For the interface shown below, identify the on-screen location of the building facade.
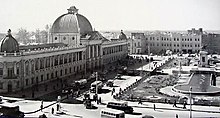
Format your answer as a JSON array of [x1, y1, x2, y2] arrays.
[[128, 33, 146, 54], [0, 6, 128, 93], [129, 31, 202, 54]]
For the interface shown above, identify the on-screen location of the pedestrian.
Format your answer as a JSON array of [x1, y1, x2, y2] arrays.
[[99, 97, 102, 104], [176, 114, 178, 118], [51, 107, 54, 114], [168, 99, 170, 104], [111, 90, 114, 96], [183, 101, 186, 109], [56, 104, 59, 111], [119, 88, 122, 92], [113, 87, 115, 93], [40, 104, 43, 112], [153, 104, 156, 111], [41, 100, 43, 106], [93, 94, 97, 102], [138, 98, 143, 105], [173, 100, 177, 107]]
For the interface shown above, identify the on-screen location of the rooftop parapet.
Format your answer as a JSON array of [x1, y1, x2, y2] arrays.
[[0, 45, 85, 57]]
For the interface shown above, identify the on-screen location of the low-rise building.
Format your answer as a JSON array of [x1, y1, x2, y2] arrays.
[[128, 30, 202, 54]]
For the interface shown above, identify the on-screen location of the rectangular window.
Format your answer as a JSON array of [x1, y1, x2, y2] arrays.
[[16, 81, 19, 88], [60, 70, 63, 76], [35, 59, 39, 70], [202, 57, 205, 62], [65, 69, 67, 74], [8, 68, 14, 78], [47, 73, 49, 80], [31, 78, 34, 84], [41, 75, 43, 82], [51, 73, 54, 79], [26, 79, 28, 86], [0, 68, 3, 76], [69, 67, 72, 73], [0, 82, 3, 89]]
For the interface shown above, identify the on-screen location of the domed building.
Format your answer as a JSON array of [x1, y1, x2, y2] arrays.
[[50, 6, 93, 46], [0, 6, 128, 94], [0, 29, 19, 53]]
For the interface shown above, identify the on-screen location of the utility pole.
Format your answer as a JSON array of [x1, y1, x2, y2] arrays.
[[190, 86, 192, 118], [96, 72, 98, 95], [148, 45, 151, 74]]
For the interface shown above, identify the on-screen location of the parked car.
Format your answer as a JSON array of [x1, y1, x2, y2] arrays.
[[106, 80, 114, 87], [115, 74, 123, 80]]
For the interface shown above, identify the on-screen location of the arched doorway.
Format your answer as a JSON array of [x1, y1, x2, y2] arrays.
[[8, 81, 12, 93]]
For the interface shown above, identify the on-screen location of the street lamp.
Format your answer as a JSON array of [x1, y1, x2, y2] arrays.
[[141, 56, 143, 77], [95, 72, 99, 104], [189, 86, 192, 118], [96, 72, 98, 95], [148, 45, 151, 76]]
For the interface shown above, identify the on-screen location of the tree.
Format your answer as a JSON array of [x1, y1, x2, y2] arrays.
[[40, 30, 48, 43], [35, 29, 41, 43], [16, 28, 30, 44]]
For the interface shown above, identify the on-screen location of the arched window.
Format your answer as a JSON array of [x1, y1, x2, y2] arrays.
[[54, 37, 57, 40], [72, 37, 75, 40], [63, 37, 66, 40]]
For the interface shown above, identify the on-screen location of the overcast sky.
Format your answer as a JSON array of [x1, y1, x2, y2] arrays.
[[0, 0, 219, 33]]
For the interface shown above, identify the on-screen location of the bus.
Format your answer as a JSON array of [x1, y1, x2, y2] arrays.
[[90, 81, 103, 93], [107, 101, 133, 114], [101, 108, 125, 118]]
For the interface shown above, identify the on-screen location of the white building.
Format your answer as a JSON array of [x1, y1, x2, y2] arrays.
[[129, 31, 202, 54], [0, 6, 128, 93]]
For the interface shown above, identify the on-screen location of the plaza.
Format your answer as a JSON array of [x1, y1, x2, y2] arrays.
[[0, 1, 220, 118], [1, 53, 220, 117]]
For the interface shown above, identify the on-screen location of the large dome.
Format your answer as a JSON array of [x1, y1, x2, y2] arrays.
[[51, 6, 93, 34], [0, 29, 19, 53]]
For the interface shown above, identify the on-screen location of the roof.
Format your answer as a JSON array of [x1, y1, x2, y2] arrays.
[[91, 81, 102, 85], [101, 108, 124, 114], [0, 29, 19, 53], [81, 31, 108, 41], [51, 6, 92, 34], [20, 43, 67, 51]]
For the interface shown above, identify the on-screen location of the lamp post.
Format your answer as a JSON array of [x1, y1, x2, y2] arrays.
[[141, 56, 143, 77], [148, 45, 151, 76], [189, 86, 192, 118], [96, 72, 98, 95], [95, 72, 99, 104]]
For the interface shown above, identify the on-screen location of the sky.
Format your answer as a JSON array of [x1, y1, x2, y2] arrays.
[[0, 0, 219, 33]]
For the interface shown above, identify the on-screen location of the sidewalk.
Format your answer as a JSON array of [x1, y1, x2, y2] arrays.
[[3, 73, 90, 99], [129, 101, 220, 114]]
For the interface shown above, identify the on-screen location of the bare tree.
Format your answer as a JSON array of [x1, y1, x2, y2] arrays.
[[16, 28, 30, 44]]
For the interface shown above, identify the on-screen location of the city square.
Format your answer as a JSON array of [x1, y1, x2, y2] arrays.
[[0, 0, 220, 118]]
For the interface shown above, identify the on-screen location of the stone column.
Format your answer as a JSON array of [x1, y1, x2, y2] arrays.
[[58, 55, 60, 65], [14, 62, 17, 75], [29, 60, 31, 74], [38, 58, 40, 70], [51, 56, 54, 67], [62, 55, 65, 64]]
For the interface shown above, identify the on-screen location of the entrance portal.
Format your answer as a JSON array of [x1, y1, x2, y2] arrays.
[[8, 81, 12, 92]]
